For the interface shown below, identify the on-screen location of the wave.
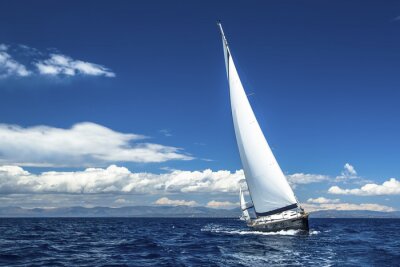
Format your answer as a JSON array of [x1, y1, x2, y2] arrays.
[[310, 230, 320, 235], [1, 218, 398, 266]]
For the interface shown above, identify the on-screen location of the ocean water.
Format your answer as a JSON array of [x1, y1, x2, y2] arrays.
[[0, 218, 399, 266]]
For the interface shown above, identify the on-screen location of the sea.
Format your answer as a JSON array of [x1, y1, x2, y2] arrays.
[[0, 218, 399, 266]]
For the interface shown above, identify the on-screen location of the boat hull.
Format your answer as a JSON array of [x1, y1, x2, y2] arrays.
[[249, 214, 309, 232]]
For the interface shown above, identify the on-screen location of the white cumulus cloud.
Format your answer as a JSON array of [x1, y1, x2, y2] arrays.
[[335, 163, 359, 181], [154, 197, 198, 206], [302, 202, 395, 212], [0, 122, 192, 167], [207, 200, 238, 209], [286, 173, 329, 185], [0, 44, 114, 79], [35, 54, 115, 77], [343, 163, 357, 176], [0, 49, 31, 78], [0, 165, 243, 194], [307, 197, 340, 204], [328, 178, 400, 196], [114, 198, 128, 204]]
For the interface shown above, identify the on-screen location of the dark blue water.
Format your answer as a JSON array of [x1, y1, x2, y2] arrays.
[[0, 218, 399, 266]]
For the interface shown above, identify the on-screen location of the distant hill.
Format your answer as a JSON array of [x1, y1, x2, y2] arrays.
[[0, 206, 399, 218], [309, 210, 400, 218], [0, 206, 241, 218]]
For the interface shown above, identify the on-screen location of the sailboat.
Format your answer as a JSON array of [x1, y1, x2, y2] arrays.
[[218, 23, 309, 232]]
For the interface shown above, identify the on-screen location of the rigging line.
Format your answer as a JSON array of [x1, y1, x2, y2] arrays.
[[242, 205, 254, 211]]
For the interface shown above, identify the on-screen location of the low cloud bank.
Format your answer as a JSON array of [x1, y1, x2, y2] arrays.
[[0, 165, 243, 194], [303, 202, 395, 212], [154, 197, 198, 206], [307, 197, 340, 204], [207, 200, 238, 209], [329, 178, 400, 196]]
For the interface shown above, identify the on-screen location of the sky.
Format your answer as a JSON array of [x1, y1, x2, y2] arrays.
[[0, 0, 399, 212]]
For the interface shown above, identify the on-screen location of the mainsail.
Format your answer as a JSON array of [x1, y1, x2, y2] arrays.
[[218, 23, 298, 216]]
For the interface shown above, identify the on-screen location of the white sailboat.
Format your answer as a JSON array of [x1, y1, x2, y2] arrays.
[[218, 22, 309, 232]]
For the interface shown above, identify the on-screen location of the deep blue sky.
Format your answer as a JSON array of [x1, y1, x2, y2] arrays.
[[0, 0, 399, 209]]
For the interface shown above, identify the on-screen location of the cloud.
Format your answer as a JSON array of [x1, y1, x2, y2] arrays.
[[285, 163, 365, 188], [0, 165, 243, 194], [307, 197, 340, 204], [328, 178, 400, 196], [114, 198, 127, 204], [0, 44, 114, 79], [287, 163, 369, 187], [0, 122, 192, 167], [154, 197, 198, 206], [286, 173, 329, 185], [302, 202, 395, 212], [207, 200, 238, 209], [343, 163, 357, 176], [335, 163, 358, 181], [35, 54, 115, 77], [159, 129, 172, 137], [0, 50, 31, 78]]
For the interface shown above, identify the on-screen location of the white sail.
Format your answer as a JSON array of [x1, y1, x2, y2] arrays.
[[218, 23, 298, 216], [239, 187, 251, 221]]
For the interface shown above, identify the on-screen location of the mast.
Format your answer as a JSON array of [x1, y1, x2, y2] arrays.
[[217, 22, 229, 51], [217, 21, 231, 80], [218, 22, 298, 217]]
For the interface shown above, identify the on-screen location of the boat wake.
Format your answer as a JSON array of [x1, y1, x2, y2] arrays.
[[201, 224, 314, 236]]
